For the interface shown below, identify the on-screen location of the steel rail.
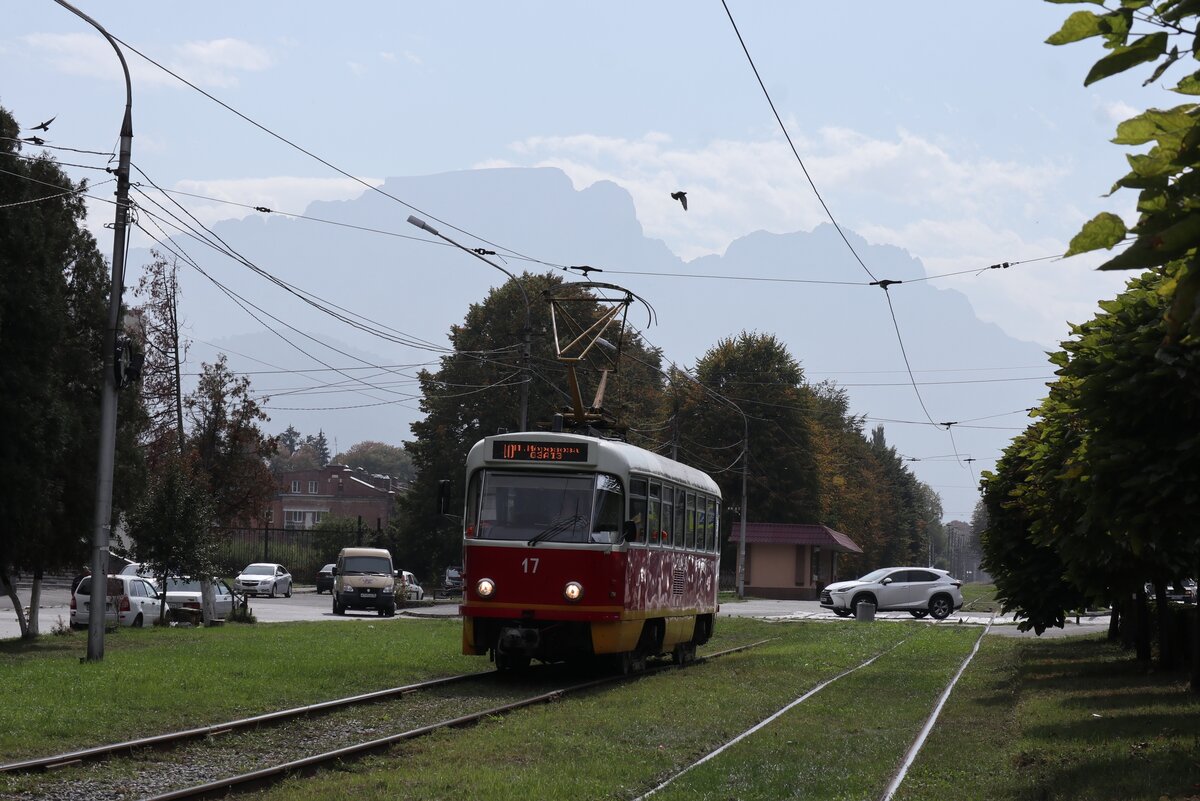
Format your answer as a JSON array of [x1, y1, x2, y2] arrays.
[[142, 639, 772, 801], [0, 669, 493, 774]]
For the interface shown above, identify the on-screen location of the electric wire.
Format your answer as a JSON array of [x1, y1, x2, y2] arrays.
[[112, 34, 575, 274], [719, 0, 969, 469]]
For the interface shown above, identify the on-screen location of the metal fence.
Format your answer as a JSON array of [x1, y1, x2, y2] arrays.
[[212, 526, 374, 583]]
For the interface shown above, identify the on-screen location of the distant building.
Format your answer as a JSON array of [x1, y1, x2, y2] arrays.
[[738, 522, 863, 600], [267, 465, 401, 532]]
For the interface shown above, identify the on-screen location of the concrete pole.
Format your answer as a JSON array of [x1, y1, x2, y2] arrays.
[[55, 0, 133, 663], [736, 415, 748, 599]]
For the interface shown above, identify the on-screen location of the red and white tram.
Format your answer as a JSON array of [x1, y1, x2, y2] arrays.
[[459, 430, 722, 671]]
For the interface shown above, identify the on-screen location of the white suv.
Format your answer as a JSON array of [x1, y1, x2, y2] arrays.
[[820, 567, 963, 620]]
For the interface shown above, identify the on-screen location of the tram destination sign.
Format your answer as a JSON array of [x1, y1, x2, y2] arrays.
[[492, 440, 589, 463]]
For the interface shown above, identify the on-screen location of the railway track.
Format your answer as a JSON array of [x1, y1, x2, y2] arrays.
[[633, 617, 993, 801], [0, 640, 770, 801]]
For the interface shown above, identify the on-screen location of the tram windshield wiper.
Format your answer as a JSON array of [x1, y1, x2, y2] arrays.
[[527, 514, 586, 547]]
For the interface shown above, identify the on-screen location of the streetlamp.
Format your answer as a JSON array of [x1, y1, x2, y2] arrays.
[[406, 215, 531, 431], [55, 0, 133, 662]]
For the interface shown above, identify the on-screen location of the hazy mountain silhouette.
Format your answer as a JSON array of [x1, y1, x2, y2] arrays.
[[131, 166, 1051, 518]]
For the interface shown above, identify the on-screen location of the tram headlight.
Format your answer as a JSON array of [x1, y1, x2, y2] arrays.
[[476, 578, 496, 599], [563, 581, 583, 602]]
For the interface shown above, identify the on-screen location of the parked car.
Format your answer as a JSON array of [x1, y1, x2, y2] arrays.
[[70, 574, 163, 629], [1146, 579, 1197, 603], [442, 565, 464, 595], [820, 567, 964, 620], [117, 562, 161, 590], [162, 576, 237, 621], [315, 563, 335, 594], [400, 570, 424, 601], [332, 547, 397, 617], [234, 563, 293, 598]]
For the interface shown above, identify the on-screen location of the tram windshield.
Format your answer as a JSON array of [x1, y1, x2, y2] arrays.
[[468, 471, 625, 544]]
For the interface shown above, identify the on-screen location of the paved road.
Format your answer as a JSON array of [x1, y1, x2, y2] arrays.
[[1, 582, 1108, 640]]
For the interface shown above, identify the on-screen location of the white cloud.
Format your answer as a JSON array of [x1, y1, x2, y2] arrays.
[[347, 61, 366, 76], [1098, 97, 1140, 124], [24, 33, 272, 89], [483, 128, 1128, 347]]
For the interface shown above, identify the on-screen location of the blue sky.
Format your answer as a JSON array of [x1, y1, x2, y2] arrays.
[[2, 2, 1175, 522]]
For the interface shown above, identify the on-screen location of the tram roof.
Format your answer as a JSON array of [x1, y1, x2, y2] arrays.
[[471, 432, 721, 498]]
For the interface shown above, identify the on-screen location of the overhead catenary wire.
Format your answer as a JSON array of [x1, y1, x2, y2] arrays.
[[112, 33, 576, 275], [719, 0, 973, 470]]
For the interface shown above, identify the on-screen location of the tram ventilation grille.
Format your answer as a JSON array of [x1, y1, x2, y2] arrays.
[[672, 567, 685, 596]]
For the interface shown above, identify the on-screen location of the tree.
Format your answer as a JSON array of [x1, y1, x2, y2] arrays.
[[981, 268, 1198, 662], [131, 252, 187, 461], [676, 332, 821, 576], [1049, 1, 1200, 347], [125, 451, 217, 622], [0, 104, 145, 637], [305, 430, 331, 468], [332, 440, 414, 481], [186, 355, 277, 527]]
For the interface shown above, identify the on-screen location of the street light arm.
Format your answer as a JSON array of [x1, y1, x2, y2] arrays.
[[406, 215, 530, 316], [407, 214, 532, 431], [54, 1, 132, 127]]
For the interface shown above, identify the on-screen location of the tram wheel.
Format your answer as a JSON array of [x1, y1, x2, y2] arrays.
[[671, 641, 697, 666], [496, 652, 531, 672]]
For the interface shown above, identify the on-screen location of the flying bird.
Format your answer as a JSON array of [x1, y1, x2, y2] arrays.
[[670, 191, 687, 211], [30, 116, 55, 132], [22, 136, 45, 146]]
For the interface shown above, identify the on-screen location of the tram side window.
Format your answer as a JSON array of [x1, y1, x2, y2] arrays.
[[705, 497, 717, 551], [685, 493, 696, 550], [464, 470, 482, 538], [648, 482, 662, 546], [629, 478, 647, 543], [660, 485, 674, 547], [591, 474, 625, 544], [674, 488, 686, 548]]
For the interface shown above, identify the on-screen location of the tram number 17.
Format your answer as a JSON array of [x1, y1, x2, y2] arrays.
[[522, 557, 540, 574]]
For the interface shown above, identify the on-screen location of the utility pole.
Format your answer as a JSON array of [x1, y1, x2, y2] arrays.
[[56, 0, 133, 663], [735, 415, 748, 599]]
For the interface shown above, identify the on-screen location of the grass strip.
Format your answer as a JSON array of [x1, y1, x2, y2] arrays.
[[259, 621, 974, 801], [892, 634, 1200, 801], [0, 618, 477, 760]]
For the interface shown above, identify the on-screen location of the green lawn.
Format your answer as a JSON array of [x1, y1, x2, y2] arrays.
[[1, 616, 1196, 800]]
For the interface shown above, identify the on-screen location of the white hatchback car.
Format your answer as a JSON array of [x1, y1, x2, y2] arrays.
[[70, 574, 164, 629], [234, 563, 293, 598], [400, 570, 424, 601], [820, 567, 964, 620]]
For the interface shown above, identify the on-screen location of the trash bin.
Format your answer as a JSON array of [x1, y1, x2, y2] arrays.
[[855, 602, 876, 622]]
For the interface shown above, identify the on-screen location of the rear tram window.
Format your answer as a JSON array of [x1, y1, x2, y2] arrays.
[[648, 482, 662, 546], [629, 478, 647, 543]]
